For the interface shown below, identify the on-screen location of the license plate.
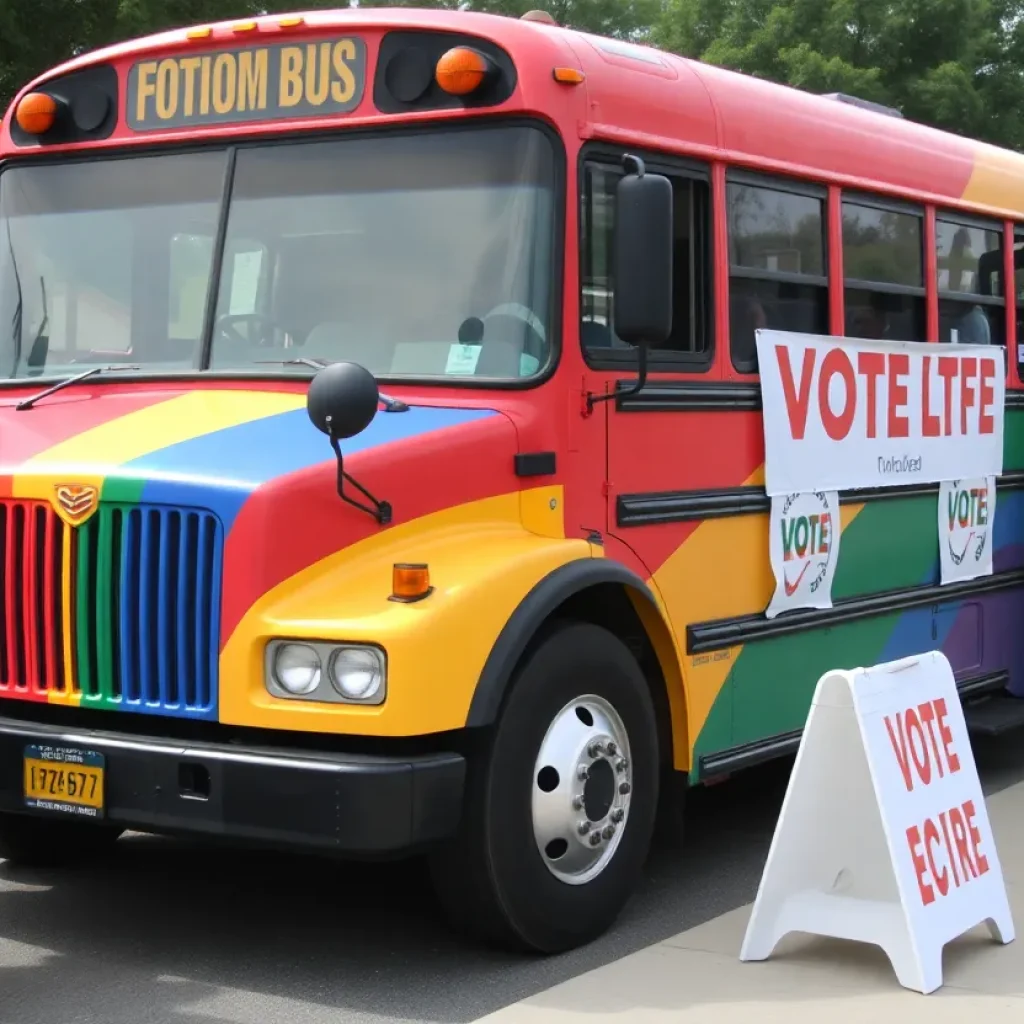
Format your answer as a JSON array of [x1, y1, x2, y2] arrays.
[[23, 744, 105, 818]]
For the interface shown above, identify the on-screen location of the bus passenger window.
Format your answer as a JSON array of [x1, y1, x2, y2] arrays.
[[842, 198, 925, 342], [935, 217, 1005, 347], [580, 159, 711, 367], [726, 179, 828, 372]]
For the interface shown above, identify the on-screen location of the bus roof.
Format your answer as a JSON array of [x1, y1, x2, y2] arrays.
[[5, 6, 1024, 221]]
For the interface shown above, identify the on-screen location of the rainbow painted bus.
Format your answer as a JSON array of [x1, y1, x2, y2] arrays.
[[0, 6, 1023, 954]]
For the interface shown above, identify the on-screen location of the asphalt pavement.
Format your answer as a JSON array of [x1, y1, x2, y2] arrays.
[[2, 730, 1024, 1024]]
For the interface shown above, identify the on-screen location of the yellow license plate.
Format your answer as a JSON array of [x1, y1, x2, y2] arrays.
[[24, 744, 105, 818]]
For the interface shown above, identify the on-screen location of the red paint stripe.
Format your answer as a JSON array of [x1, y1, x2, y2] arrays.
[[0, 389, 178, 466], [3, 506, 16, 686], [220, 417, 521, 646], [21, 505, 39, 691], [42, 508, 58, 692]]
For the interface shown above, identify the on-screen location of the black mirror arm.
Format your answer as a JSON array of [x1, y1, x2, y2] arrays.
[[586, 345, 648, 413], [327, 424, 393, 525]]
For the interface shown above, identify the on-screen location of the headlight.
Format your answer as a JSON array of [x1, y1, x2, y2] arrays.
[[265, 640, 386, 704], [272, 644, 321, 695], [329, 647, 385, 701]]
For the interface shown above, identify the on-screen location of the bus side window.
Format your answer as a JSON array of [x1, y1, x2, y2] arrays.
[[726, 177, 828, 373], [842, 197, 925, 342], [935, 216, 1004, 347], [580, 157, 712, 367]]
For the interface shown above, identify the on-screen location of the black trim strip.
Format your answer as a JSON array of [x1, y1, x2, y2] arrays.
[[615, 381, 760, 412], [698, 670, 1009, 776], [618, 470, 1024, 527], [514, 452, 556, 478], [618, 383, 1024, 414], [687, 568, 1024, 654]]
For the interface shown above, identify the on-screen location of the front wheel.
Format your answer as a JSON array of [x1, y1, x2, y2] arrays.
[[0, 812, 123, 867], [430, 621, 660, 953]]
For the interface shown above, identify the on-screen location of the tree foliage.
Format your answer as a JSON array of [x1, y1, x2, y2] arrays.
[[3, 0, 1024, 150], [652, 0, 1024, 151]]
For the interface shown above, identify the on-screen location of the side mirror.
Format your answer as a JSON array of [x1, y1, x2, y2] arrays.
[[306, 361, 379, 440], [612, 157, 673, 348]]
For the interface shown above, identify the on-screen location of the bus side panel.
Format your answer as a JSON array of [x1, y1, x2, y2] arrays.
[[670, 403, 1024, 771]]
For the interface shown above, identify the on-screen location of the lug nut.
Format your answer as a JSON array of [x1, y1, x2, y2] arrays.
[[616, 758, 628, 773], [619, 782, 631, 795], [588, 741, 605, 758], [572, 795, 584, 811], [577, 820, 591, 835], [611, 808, 625, 823], [606, 741, 617, 756], [577, 763, 589, 780], [589, 832, 602, 846], [603, 825, 616, 840]]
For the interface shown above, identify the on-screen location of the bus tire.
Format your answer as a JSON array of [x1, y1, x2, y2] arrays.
[[0, 812, 123, 867], [430, 620, 660, 953]]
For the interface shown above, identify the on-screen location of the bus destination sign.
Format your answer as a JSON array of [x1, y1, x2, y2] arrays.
[[127, 38, 367, 131]]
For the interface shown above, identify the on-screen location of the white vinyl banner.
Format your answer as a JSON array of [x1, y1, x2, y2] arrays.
[[938, 477, 996, 584], [766, 490, 840, 619], [756, 330, 1005, 496]]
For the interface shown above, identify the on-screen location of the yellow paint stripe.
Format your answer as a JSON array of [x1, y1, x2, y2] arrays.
[[651, 468, 867, 759], [16, 390, 305, 485], [47, 524, 80, 706], [961, 142, 1024, 216]]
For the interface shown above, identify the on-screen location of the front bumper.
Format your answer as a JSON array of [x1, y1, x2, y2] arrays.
[[0, 717, 465, 856]]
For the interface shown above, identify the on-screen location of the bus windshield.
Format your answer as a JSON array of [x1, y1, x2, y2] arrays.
[[0, 124, 557, 383]]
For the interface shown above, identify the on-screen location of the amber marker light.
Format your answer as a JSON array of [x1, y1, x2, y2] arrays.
[[435, 47, 493, 96], [553, 67, 585, 84], [391, 563, 433, 603], [232, 20, 258, 33], [186, 26, 212, 40], [15, 92, 58, 135], [278, 16, 305, 28]]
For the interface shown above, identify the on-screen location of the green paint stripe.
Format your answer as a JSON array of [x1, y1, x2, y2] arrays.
[[74, 518, 94, 699], [94, 509, 116, 701]]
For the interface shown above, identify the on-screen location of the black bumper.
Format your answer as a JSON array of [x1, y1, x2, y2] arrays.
[[0, 717, 466, 856]]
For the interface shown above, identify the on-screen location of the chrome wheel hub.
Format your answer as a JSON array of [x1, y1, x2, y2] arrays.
[[531, 694, 632, 885]]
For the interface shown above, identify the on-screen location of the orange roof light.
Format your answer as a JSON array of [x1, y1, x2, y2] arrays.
[[15, 92, 58, 135], [435, 47, 493, 96], [278, 16, 305, 28], [186, 26, 212, 40]]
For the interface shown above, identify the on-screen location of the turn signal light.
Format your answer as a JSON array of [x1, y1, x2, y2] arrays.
[[391, 563, 433, 603], [15, 92, 58, 135], [435, 47, 493, 96]]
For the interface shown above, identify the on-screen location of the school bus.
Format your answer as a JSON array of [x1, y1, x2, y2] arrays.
[[1, 6, 1023, 954]]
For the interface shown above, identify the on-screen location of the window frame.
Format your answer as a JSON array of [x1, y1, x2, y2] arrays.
[[725, 170, 830, 374], [578, 142, 715, 374], [934, 209, 1007, 308], [0, 114, 567, 392], [840, 190, 926, 298]]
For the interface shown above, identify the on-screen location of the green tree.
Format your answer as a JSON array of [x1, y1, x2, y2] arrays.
[[653, 0, 1024, 151]]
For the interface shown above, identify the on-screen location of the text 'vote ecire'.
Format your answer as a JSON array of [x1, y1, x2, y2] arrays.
[[885, 698, 991, 906]]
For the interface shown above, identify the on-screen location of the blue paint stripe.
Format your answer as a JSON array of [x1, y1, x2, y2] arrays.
[[877, 489, 1024, 668], [120, 406, 496, 532]]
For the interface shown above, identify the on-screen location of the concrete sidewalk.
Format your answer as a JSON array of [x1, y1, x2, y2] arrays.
[[477, 780, 1024, 1022]]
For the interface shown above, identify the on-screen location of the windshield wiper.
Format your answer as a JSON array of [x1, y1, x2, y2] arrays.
[[252, 358, 408, 412], [15, 364, 142, 411]]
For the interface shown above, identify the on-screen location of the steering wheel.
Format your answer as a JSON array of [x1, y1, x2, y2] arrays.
[[482, 306, 546, 363], [213, 312, 282, 348]]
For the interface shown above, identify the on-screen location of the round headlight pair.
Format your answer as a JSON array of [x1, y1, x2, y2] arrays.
[[272, 643, 384, 701]]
